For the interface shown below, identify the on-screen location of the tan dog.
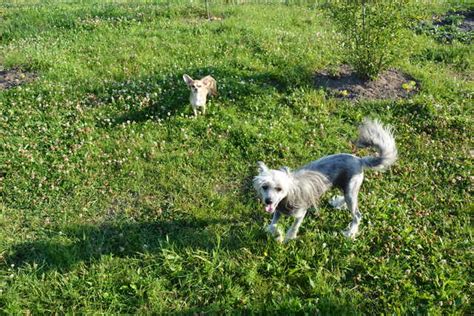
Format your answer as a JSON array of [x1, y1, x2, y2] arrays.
[[183, 74, 217, 116]]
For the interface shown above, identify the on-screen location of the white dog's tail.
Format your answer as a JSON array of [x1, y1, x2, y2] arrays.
[[357, 119, 397, 170]]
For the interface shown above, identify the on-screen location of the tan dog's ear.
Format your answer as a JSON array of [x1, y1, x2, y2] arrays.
[[202, 75, 217, 96], [183, 74, 194, 87]]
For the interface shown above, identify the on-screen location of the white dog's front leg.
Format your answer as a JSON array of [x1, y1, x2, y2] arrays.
[[266, 211, 283, 242], [284, 209, 307, 243]]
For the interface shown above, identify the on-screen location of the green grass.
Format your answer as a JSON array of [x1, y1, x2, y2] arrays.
[[1, 1, 472, 314]]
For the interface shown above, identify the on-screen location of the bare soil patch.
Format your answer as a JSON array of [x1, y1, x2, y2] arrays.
[[435, 9, 474, 32], [314, 65, 418, 101], [0, 67, 36, 90]]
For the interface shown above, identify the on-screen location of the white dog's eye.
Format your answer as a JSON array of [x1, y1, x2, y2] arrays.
[[275, 187, 282, 192], [262, 185, 268, 190]]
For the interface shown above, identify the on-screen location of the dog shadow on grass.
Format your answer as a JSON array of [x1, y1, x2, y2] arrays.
[[5, 213, 261, 273], [90, 65, 308, 127]]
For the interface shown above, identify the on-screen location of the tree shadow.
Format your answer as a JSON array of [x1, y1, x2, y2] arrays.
[[5, 214, 252, 273], [180, 300, 358, 315]]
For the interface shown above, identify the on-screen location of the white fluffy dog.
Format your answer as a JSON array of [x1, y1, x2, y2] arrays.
[[253, 119, 397, 242]]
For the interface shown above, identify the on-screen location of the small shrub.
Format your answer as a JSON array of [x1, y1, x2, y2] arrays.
[[327, 0, 410, 80]]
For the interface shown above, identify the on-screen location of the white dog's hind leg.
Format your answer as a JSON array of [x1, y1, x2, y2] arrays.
[[342, 174, 364, 239], [342, 198, 362, 239], [266, 211, 284, 242], [284, 209, 307, 243], [329, 195, 347, 209]]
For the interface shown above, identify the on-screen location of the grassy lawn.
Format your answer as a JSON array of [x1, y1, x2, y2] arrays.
[[1, 1, 472, 314]]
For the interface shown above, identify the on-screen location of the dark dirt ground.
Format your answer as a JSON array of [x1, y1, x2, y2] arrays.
[[435, 9, 474, 32], [314, 65, 418, 101], [0, 67, 36, 90]]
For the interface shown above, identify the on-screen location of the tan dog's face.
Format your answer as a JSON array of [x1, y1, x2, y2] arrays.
[[183, 74, 217, 97]]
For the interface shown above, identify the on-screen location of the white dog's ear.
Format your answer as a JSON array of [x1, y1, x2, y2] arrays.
[[202, 75, 217, 96], [280, 166, 291, 174], [257, 161, 269, 173], [183, 74, 194, 87]]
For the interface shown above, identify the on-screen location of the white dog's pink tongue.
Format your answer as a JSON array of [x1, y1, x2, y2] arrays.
[[265, 204, 273, 213]]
